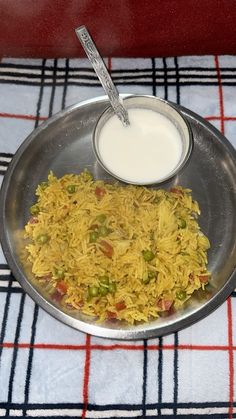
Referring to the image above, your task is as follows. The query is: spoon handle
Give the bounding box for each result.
[75,26,130,126]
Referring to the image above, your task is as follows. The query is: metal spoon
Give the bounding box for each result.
[75,25,130,127]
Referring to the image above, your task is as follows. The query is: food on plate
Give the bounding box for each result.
[24,170,211,324]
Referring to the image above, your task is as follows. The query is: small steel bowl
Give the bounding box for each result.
[93,95,193,185]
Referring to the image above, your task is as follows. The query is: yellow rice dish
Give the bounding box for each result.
[24,170,211,324]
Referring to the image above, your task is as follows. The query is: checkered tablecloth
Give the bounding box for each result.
[0,56,236,418]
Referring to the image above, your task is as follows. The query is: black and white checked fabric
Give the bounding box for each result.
[0,56,236,418]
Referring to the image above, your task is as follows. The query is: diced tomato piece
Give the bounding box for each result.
[89,224,99,230]
[56,281,68,295]
[157,299,162,309]
[199,275,209,284]
[170,188,183,195]
[95,186,106,199]
[51,290,63,303]
[100,240,114,258]
[157,299,173,311]
[163,300,173,311]
[106,310,117,320]
[40,274,52,281]
[29,216,39,224]
[115,301,126,311]
[78,300,84,308]
[189,273,194,283]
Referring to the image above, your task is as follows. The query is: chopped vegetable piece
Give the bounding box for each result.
[163,300,173,311]
[108,282,117,294]
[97,214,107,223]
[88,286,99,298]
[189,273,194,283]
[170,187,183,195]
[39,274,52,281]
[97,225,110,237]
[54,268,65,279]
[98,275,109,286]
[142,249,155,262]
[199,275,209,283]
[56,281,68,295]
[89,224,99,231]
[115,301,126,311]
[100,240,114,258]
[30,204,40,215]
[36,234,49,244]
[176,290,187,300]
[106,311,117,320]
[142,272,150,284]
[83,169,93,181]
[51,290,63,303]
[148,271,156,279]
[66,184,77,194]
[29,216,39,224]
[99,286,109,296]
[95,186,106,199]
[77,300,84,309]
[157,299,173,311]
[89,231,99,243]
[178,218,187,229]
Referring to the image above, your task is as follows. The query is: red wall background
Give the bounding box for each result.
[1,0,236,58]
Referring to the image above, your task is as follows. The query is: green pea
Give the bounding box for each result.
[98,275,109,286]
[176,290,187,300]
[30,204,40,215]
[142,273,150,285]
[108,283,117,294]
[66,184,77,194]
[148,271,156,279]
[36,234,49,244]
[178,218,187,229]
[54,268,65,279]
[97,225,110,237]
[40,181,48,190]
[97,214,107,224]
[99,286,109,296]
[88,286,99,298]
[83,169,93,181]
[89,231,99,243]
[142,250,155,262]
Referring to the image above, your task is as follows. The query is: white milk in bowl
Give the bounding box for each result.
[97,108,183,184]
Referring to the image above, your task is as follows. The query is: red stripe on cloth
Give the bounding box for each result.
[206,116,236,121]
[82,334,91,419]
[1,342,235,351]
[0,112,47,121]
[92,343,232,351]
[214,56,225,134]
[227,298,234,419]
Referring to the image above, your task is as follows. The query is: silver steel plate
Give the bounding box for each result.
[1,95,236,339]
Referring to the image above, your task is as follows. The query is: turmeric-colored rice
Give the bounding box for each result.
[24,170,211,324]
